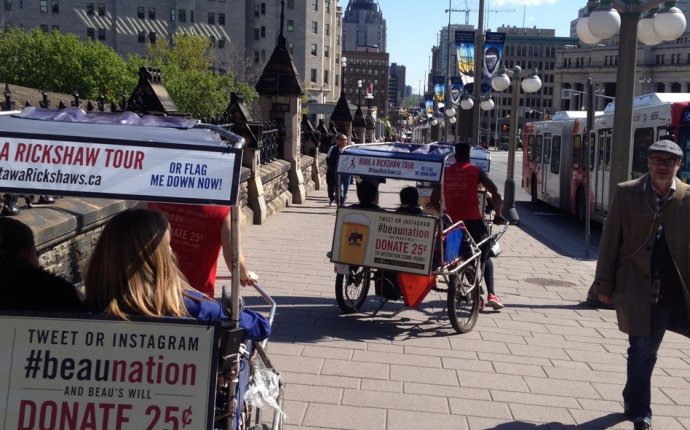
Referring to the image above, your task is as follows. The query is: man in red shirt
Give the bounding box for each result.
[438,142,505,309]
[148,203,255,298]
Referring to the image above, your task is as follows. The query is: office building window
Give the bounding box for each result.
[311,0,317,11]
[261,49,266,60]
[39,0,47,12]
[325,0,330,13]
[261,26,265,38]
[138,30,145,42]
[254,29,259,40]
[97,3,104,15]
[254,4,259,16]
[288,41,294,54]
[208,12,214,25]
[149,31,156,43]
[287,19,294,32]
[52,24,59,31]
[190,10,194,22]
[287,0,294,9]
[218,38,225,49]
[98,28,105,40]
[86,27,95,39]
[261,3,265,14]
[178,9,185,22]
[311,21,317,33]
[137,6,144,19]
[170,8,175,21]
[325,23,329,36]
[324,70,329,84]
[324,45,329,57]
[311,43,317,56]
[218,13,225,26]
[148,7,155,20]
[253,51,259,63]
[310,69,317,83]
[40,24,49,32]
[4,0,11,12]
[51,0,59,13]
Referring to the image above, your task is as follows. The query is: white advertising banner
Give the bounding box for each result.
[336,154,443,182]
[0,137,241,205]
[331,208,438,275]
[0,315,219,430]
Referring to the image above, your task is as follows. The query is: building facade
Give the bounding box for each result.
[342,48,389,116]
[341,0,386,52]
[388,62,405,108]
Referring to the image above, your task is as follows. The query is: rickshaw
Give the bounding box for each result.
[0,107,283,430]
[328,142,506,334]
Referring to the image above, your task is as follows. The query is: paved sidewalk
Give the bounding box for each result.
[218,181,690,430]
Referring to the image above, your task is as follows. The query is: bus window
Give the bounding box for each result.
[605,133,612,172]
[572,135,582,170]
[527,135,535,161]
[632,127,654,178]
[535,135,543,162]
[543,135,551,162]
[677,126,690,182]
[597,130,606,169]
[551,136,561,174]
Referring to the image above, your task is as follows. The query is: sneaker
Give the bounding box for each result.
[329,200,335,207]
[487,294,504,310]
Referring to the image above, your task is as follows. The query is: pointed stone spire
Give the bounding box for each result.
[255,0,303,96]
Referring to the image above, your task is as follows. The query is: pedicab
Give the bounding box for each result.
[328,142,506,333]
[0,107,282,430]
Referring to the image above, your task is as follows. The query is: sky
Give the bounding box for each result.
[375,0,583,95]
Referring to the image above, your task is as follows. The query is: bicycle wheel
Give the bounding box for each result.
[335,266,371,313]
[447,265,480,333]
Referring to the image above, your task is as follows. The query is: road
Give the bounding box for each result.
[486,149,601,261]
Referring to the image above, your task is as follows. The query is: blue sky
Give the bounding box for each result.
[376,0,583,95]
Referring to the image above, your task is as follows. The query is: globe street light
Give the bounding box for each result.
[491,65,542,224]
[576,0,686,211]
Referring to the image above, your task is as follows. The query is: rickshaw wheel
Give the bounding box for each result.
[335,266,371,313]
[447,265,480,333]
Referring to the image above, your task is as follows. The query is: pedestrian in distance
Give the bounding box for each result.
[326,133,352,206]
[592,139,690,430]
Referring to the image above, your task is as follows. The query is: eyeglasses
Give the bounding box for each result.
[650,156,680,167]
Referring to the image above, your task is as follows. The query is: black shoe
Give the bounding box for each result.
[633,418,651,429]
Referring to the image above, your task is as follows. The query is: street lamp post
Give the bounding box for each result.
[576,0,686,211]
[491,66,542,224]
[443,0,453,142]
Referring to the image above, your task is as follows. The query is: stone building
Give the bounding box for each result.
[341,0,386,52]
[0,0,343,103]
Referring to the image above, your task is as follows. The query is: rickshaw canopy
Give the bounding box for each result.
[0,107,242,205]
[335,142,454,183]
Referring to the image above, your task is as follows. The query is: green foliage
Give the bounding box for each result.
[0,28,131,102]
[0,29,257,117]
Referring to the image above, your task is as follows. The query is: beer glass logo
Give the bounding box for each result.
[340,213,370,265]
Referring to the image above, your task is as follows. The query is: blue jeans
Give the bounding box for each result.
[623,305,672,423]
[338,175,351,206]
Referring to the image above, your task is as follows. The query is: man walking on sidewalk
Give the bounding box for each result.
[592,139,690,430]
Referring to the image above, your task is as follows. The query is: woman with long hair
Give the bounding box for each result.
[84,208,269,340]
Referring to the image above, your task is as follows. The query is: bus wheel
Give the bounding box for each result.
[576,188,586,225]
[530,176,538,205]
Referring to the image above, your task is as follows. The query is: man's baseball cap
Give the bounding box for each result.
[648,139,683,158]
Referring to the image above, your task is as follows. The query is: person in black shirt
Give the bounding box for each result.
[0,217,83,311]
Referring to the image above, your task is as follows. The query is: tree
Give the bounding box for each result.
[136,34,257,118]
[0,28,131,102]
[0,29,256,118]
